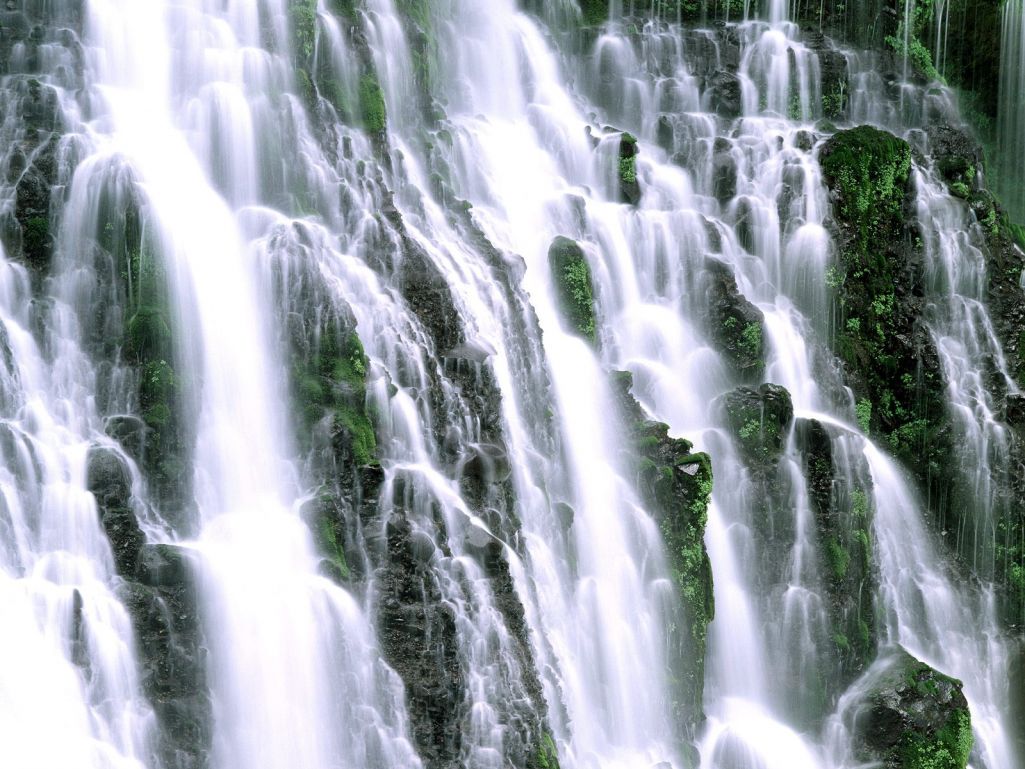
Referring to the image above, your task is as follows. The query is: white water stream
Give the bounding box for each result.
[0,1,1021,769]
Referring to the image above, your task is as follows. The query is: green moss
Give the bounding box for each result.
[579,0,608,25]
[739,322,762,360]
[316,509,350,581]
[617,133,639,198]
[823,82,847,120]
[290,0,317,59]
[548,237,596,342]
[896,709,972,769]
[821,126,912,243]
[613,371,713,731]
[292,322,377,467]
[359,74,387,135]
[886,31,943,83]
[825,537,851,580]
[535,733,560,769]
[856,398,872,433]
[125,307,172,362]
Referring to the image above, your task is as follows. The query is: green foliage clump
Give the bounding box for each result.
[886,31,943,83]
[855,398,872,434]
[896,701,972,769]
[739,322,762,360]
[359,74,387,135]
[618,132,639,192]
[290,0,318,61]
[294,322,378,467]
[535,733,560,769]
[820,126,911,248]
[548,237,597,342]
[825,537,851,580]
[578,0,609,26]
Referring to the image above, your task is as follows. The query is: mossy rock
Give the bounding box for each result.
[821,125,953,542]
[359,74,387,135]
[548,236,596,342]
[300,492,352,583]
[820,125,911,255]
[853,649,973,769]
[610,371,713,733]
[720,383,793,466]
[702,257,765,379]
[618,133,641,204]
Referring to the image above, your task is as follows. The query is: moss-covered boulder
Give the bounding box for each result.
[548,236,596,342]
[721,383,793,465]
[853,649,973,769]
[611,371,713,735]
[702,258,765,380]
[618,133,641,205]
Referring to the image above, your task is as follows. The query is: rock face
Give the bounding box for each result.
[853,650,973,769]
[120,546,210,769]
[376,512,464,769]
[796,419,876,677]
[86,448,210,769]
[820,126,954,545]
[611,371,713,737]
[706,70,742,119]
[701,258,765,380]
[721,384,793,465]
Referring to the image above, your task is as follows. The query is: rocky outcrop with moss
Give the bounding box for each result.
[701,258,765,381]
[617,133,641,204]
[852,649,973,769]
[797,419,876,678]
[611,371,713,735]
[820,125,954,539]
[548,236,597,342]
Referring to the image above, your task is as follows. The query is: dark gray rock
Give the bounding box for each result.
[706,70,742,119]
[851,649,973,769]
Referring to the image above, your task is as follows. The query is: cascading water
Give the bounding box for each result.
[1,1,1024,769]
[999,0,1025,221]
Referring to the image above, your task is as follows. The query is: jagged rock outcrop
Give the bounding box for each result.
[701,258,765,380]
[611,371,713,736]
[821,125,954,542]
[796,419,876,676]
[86,447,210,769]
[851,650,973,769]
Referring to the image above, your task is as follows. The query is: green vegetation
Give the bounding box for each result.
[359,74,387,135]
[821,126,948,476]
[293,321,377,467]
[290,0,318,61]
[548,236,597,342]
[820,126,911,248]
[534,733,560,769]
[611,371,714,731]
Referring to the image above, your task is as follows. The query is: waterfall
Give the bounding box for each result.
[0,1,1023,769]
[1000,0,1025,222]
